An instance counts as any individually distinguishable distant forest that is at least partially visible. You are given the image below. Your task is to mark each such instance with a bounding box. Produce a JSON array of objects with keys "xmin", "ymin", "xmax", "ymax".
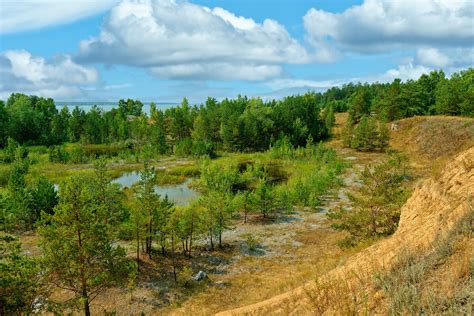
[{"xmin": 0, "ymin": 68, "xmax": 472, "ymax": 155}]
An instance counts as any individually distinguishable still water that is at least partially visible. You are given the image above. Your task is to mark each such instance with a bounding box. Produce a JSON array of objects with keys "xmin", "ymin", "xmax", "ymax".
[{"xmin": 112, "ymin": 171, "xmax": 199, "ymax": 206}]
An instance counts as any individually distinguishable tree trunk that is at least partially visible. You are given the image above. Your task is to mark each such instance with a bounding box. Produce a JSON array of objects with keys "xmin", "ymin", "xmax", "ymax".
[
  {"xmin": 219, "ymin": 230, "xmax": 222, "ymax": 249},
  {"xmin": 136, "ymin": 225, "xmax": 140, "ymax": 272},
  {"xmin": 371, "ymin": 207, "xmax": 377, "ymax": 236},
  {"xmin": 189, "ymin": 233, "xmax": 193, "ymax": 257},
  {"xmin": 83, "ymin": 288, "xmax": 91, "ymax": 316},
  {"xmin": 171, "ymin": 232, "xmax": 177, "ymax": 283},
  {"xmin": 76, "ymin": 222, "xmax": 90, "ymax": 316},
  {"xmin": 145, "ymin": 221, "xmax": 153, "ymax": 254},
  {"xmin": 161, "ymin": 234, "xmax": 166, "ymax": 255},
  {"xmin": 209, "ymin": 229, "xmax": 214, "ymax": 251}
]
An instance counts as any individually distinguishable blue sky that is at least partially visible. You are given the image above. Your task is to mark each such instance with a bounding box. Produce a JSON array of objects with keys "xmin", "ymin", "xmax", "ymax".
[{"xmin": 0, "ymin": 0, "xmax": 473, "ymax": 103}]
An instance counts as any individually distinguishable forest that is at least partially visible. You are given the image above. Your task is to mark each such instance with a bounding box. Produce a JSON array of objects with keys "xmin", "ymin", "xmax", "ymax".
[{"xmin": 1, "ymin": 68, "xmax": 473, "ymax": 315}]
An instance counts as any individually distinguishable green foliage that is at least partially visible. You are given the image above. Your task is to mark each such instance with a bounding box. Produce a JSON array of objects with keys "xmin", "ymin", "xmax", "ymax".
[
  {"xmin": 253, "ymin": 177, "xmax": 274, "ymax": 218},
  {"xmin": 348, "ymin": 86, "xmax": 372, "ymax": 124},
  {"xmin": 242, "ymin": 233, "xmax": 259, "ymax": 251},
  {"xmin": 323, "ymin": 104, "xmax": 336, "ymax": 133},
  {"xmin": 344, "ymin": 116, "xmax": 390, "ymax": 152},
  {"xmin": 0, "ymin": 237, "xmax": 45, "ymax": 315},
  {"xmin": 27, "ymin": 176, "xmax": 58, "ymax": 220},
  {"xmin": 1, "ymin": 137, "xmax": 28, "ymax": 163},
  {"xmin": 199, "ymin": 161, "xmax": 239, "ymax": 248},
  {"xmin": 327, "ymin": 155, "xmax": 410, "ymax": 246},
  {"xmin": 40, "ymin": 174, "xmax": 135, "ymax": 314},
  {"xmin": 48, "ymin": 145, "xmax": 69, "ymax": 163},
  {"xmin": 69, "ymin": 146, "xmax": 88, "ymax": 164},
  {"xmin": 174, "ymin": 137, "xmax": 193, "ymax": 157},
  {"xmin": 435, "ymin": 68, "xmax": 474, "ymax": 117},
  {"xmin": 0, "ymin": 68, "xmax": 471, "ymax": 152}
]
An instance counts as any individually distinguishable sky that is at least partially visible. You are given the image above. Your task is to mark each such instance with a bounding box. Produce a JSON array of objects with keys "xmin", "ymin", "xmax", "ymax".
[{"xmin": 0, "ymin": 0, "xmax": 473, "ymax": 103}]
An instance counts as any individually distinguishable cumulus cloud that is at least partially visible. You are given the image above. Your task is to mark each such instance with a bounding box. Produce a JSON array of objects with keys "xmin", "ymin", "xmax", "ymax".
[
  {"xmin": 304, "ymin": 0, "xmax": 474, "ymax": 54},
  {"xmin": 416, "ymin": 48, "xmax": 451, "ymax": 68},
  {"xmin": 0, "ymin": 0, "xmax": 119, "ymax": 34},
  {"xmin": 77, "ymin": 0, "xmax": 310, "ymax": 80},
  {"xmin": 0, "ymin": 50, "xmax": 98, "ymax": 99}
]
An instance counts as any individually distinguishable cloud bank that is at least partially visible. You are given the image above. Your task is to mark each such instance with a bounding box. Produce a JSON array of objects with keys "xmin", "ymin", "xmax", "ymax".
[
  {"xmin": 77, "ymin": 0, "xmax": 310, "ymax": 80},
  {"xmin": 303, "ymin": 0, "xmax": 474, "ymax": 54}
]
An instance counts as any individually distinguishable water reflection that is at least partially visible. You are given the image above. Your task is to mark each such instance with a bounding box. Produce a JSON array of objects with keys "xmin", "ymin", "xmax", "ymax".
[{"xmin": 112, "ymin": 171, "xmax": 199, "ymax": 206}]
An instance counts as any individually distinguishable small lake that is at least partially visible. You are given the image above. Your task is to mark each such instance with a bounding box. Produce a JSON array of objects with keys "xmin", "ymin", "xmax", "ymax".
[{"xmin": 112, "ymin": 171, "xmax": 199, "ymax": 206}]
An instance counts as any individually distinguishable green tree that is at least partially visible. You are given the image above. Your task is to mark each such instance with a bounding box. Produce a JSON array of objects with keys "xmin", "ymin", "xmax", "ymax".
[
  {"xmin": 1, "ymin": 237, "xmax": 45, "ymax": 315},
  {"xmin": 327, "ymin": 157, "xmax": 409, "ymax": 246},
  {"xmin": 135, "ymin": 162, "xmax": 161, "ymax": 255},
  {"xmin": 348, "ymin": 86, "xmax": 372, "ymax": 124},
  {"xmin": 253, "ymin": 177, "xmax": 274, "ymax": 218},
  {"xmin": 40, "ymin": 175, "xmax": 134, "ymax": 316},
  {"xmin": 324, "ymin": 104, "xmax": 336, "ymax": 134},
  {"xmin": 0, "ymin": 100, "xmax": 8, "ymax": 147},
  {"xmin": 200, "ymin": 162, "xmax": 238, "ymax": 249},
  {"xmin": 92, "ymin": 159, "xmax": 127, "ymax": 226},
  {"xmin": 69, "ymin": 106, "xmax": 86, "ymax": 142},
  {"xmin": 26, "ymin": 176, "xmax": 58, "ymax": 223}
]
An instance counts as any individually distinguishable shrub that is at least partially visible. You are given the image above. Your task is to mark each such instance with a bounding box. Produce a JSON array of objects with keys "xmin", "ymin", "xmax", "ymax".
[
  {"xmin": 174, "ymin": 138, "xmax": 193, "ymax": 157},
  {"xmin": 48, "ymin": 145, "xmax": 69, "ymax": 163},
  {"xmin": 69, "ymin": 147, "xmax": 88, "ymax": 164},
  {"xmin": 191, "ymin": 140, "xmax": 216, "ymax": 158},
  {"xmin": 1, "ymin": 138, "xmax": 28, "ymax": 163}
]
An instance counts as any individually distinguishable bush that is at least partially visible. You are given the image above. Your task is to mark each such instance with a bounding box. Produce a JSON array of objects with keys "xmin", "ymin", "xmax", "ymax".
[
  {"xmin": 1, "ymin": 138, "xmax": 28, "ymax": 163},
  {"xmin": 0, "ymin": 168, "xmax": 11, "ymax": 186},
  {"xmin": 174, "ymin": 138, "xmax": 193, "ymax": 157},
  {"xmin": 48, "ymin": 146, "xmax": 69, "ymax": 163},
  {"xmin": 192, "ymin": 140, "xmax": 216, "ymax": 158},
  {"xmin": 178, "ymin": 266, "xmax": 194, "ymax": 288},
  {"xmin": 69, "ymin": 147, "xmax": 88, "ymax": 164},
  {"xmin": 243, "ymin": 233, "xmax": 259, "ymax": 251}
]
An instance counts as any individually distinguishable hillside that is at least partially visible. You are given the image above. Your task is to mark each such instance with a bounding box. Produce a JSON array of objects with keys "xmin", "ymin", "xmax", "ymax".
[
  {"xmin": 389, "ymin": 115, "xmax": 474, "ymax": 176},
  {"xmin": 218, "ymin": 116, "xmax": 474, "ymax": 315}
]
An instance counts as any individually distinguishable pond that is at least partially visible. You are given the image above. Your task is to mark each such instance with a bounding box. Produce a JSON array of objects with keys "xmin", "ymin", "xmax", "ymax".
[{"xmin": 112, "ymin": 171, "xmax": 199, "ymax": 206}]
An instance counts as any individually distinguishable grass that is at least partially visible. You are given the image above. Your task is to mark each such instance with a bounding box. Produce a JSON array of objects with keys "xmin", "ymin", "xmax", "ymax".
[
  {"xmin": 373, "ymin": 209, "xmax": 473, "ymax": 315},
  {"xmin": 389, "ymin": 115, "xmax": 474, "ymax": 178}
]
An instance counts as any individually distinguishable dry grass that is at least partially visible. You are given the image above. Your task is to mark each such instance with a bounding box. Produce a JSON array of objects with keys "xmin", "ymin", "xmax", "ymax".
[
  {"xmin": 373, "ymin": 210, "xmax": 473, "ymax": 315},
  {"xmin": 389, "ymin": 115, "xmax": 474, "ymax": 178}
]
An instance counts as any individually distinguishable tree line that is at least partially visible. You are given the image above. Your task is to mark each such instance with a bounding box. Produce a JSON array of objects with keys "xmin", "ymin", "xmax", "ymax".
[
  {"xmin": 1, "ymin": 68, "xmax": 471, "ymax": 155},
  {"xmin": 0, "ymin": 94, "xmax": 331, "ymax": 156}
]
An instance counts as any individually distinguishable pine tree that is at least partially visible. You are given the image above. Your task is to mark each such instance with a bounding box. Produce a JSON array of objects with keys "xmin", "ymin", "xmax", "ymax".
[
  {"xmin": 40, "ymin": 175, "xmax": 134, "ymax": 316},
  {"xmin": 327, "ymin": 157, "xmax": 409, "ymax": 246}
]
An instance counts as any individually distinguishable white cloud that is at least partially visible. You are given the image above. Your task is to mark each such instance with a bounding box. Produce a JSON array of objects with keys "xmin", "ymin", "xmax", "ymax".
[
  {"xmin": 416, "ymin": 48, "xmax": 451, "ymax": 68},
  {"xmin": 304, "ymin": 0, "xmax": 474, "ymax": 54},
  {"xmin": 265, "ymin": 61, "xmax": 435, "ymax": 94},
  {"xmin": 0, "ymin": 0, "xmax": 119, "ymax": 34},
  {"xmin": 373, "ymin": 62, "xmax": 433, "ymax": 82},
  {"xmin": 77, "ymin": 0, "xmax": 310, "ymax": 80},
  {"xmin": 0, "ymin": 50, "xmax": 98, "ymax": 99},
  {"xmin": 266, "ymin": 78, "xmax": 346, "ymax": 91}
]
